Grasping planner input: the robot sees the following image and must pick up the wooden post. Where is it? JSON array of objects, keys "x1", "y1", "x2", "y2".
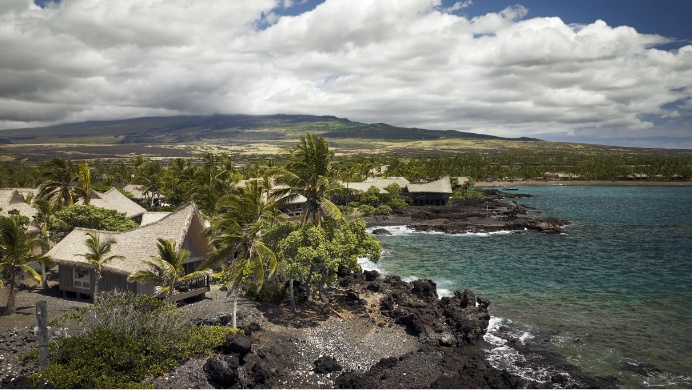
[{"x1": 35, "y1": 301, "x2": 49, "y2": 371}]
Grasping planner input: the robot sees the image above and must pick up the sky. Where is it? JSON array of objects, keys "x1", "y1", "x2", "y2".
[{"x1": 2, "y1": 0, "x2": 691, "y2": 149}]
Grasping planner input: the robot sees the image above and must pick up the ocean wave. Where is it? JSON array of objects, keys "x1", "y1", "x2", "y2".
[
  {"x1": 484, "y1": 317, "x2": 556, "y2": 384},
  {"x1": 369, "y1": 225, "x2": 518, "y2": 237},
  {"x1": 357, "y1": 256, "x2": 386, "y2": 274},
  {"x1": 367, "y1": 225, "x2": 416, "y2": 235},
  {"x1": 451, "y1": 230, "x2": 514, "y2": 237}
]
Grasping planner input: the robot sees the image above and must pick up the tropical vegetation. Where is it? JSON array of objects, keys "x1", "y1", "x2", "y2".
[
  {"x1": 75, "y1": 232, "x2": 124, "y2": 297},
  {"x1": 2, "y1": 130, "x2": 691, "y2": 388},
  {"x1": 0, "y1": 215, "x2": 53, "y2": 315},
  {"x1": 27, "y1": 292, "x2": 238, "y2": 388},
  {"x1": 128, "y1": 238, "x2": 208, "y2": 298}
]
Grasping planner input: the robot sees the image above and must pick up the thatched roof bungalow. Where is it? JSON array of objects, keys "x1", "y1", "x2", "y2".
[
  {"x1": 334, "y1": 177, "x2": 410, "y2": 205},
  {"x1": 0, "y1": 188, "x2": 36, "y2": 218},
  {"x1": 47, "y1": 202, "x2": 211, "y2": 301},
  {"x1": 82, "y1": 188, "x2": 147, "y2": 219},
  {"x1": 405, "y1": 177, "x2": 453, "y2": 206},
  {"x1": 237, "y1": 178, "x2": 308, "y2": 216}
]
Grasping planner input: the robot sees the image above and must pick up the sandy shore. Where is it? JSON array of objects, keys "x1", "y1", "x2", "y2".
[{"x1": 476, "y1": 180, "x2": 692, "y2": 186}]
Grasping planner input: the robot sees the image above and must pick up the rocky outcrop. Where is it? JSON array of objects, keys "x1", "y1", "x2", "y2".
[
  {"x1": 370, "y1": 228, "x2": 393, "y2": 235},
  {"x1": 374, "y1": 194, "x2": 570, "y2": 235},
  {"x1": 343, "y1": 272, "x2": 491, "y2": 347}
]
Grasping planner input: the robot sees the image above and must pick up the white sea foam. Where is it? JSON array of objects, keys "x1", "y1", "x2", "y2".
[
  {"x1": 369, "y1": 225, "x2": 520, "y2": 237},
  {"x1": 642, "y1": 373, "x2": 692, "y2": 388},
  {"x1": 452, "y1": 230, "x2": 514, "y2": 237},
  {"x1": 357, "y1": 257, "x2": 386, "y2": 274},
  {"x1": 436, "y1": 288, "x2": 454, "y2": 298},
  {"x1": 484, "y1": 317, "x2": 553, "y2": 383},
  {"x1": 519, "y1": 331, "x2": 534, "y2": 343},
  {"x1": 367, "y1": 225, "x2": 416, "y2": 236}
]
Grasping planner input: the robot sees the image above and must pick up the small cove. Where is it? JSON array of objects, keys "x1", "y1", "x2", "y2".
[{"x1": 365, "y1": 185, "x2": 692, "y2": 388}]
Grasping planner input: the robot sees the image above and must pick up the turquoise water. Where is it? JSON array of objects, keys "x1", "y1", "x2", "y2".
[{"x1": 364, "y1": 186, "x2": 692, "y2": 388}]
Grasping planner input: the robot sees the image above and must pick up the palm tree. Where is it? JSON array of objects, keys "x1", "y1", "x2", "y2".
[
  {"x1": 271, "y1": 133, "x2": 342, "y2": 227},
  {"x1": 32, "y1": 198, "x2": 64, "y2": 290},
  {"x1": 38, "y1": 158, "x2": 78, "y2": 207},
  {"x1": 191, "y1": 153, "x2": 237, "y2": 218},
  {"x1": 75, "y1": 233, "x2": 124, "y2": 298},
  {"x1": 128, "y1": 238, "x2": 208, "y2": 298},
  {"x1": 201, "y1": 180, "x2": 278, "y2": 328},
  {"x1": 74, "y1": 163, "x2": 94, "y2": 205},
  {"x1": 135, "y1": 160, "x2": 164, "y2": 210},
  {"x1": 0, "y1": 216, "x2": 52, "y2": 316}
]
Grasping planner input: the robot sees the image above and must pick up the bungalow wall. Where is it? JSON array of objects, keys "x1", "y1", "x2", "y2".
[
  {"x1": 282, "y1": 202, "x2": 304, "y2": 216},
  {"x1": 409, "y1": 192, "x2": 450, "y2": 206},
  {"x1": 58, "y1": 265, "x2": 153, "y2": 298}
]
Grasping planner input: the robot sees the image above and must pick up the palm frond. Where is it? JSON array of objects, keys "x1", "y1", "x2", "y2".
[{"x1": 20, "y1": 264, "x2": 42, "y2": 284}]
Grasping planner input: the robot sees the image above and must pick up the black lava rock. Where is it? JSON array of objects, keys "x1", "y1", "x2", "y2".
[
  {"x1": 203, "y1": 355, "x2": 239, "y2": 388},
  {"x1": 314, "y1": 356, "x2": 343, "y2": 374}
]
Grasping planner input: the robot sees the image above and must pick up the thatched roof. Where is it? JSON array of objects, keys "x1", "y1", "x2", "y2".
[
  {"x1": 365, "y1": 177, "x2": 410, "y2": 189},
  {"x1": 122, "y1": 184, "x2": 166, "y2": 201},
  {"x1": 122, "y1": 184, "x2": 146, "y2": 199},
  {"x1": 237, "y1": 178, "x2": 308, "y2": 205},
  {"x1": 81, "y1": 188, "x2": 147, "y2": 218},
  {"x1": 48, "y1": 202, "x2": 211, "y2": 276},
  {"x1": 456, "y1": 177, "x2": 469, "y2": 185},
  {"x1": 339, "y1": 177, "x2": 410, "y2": 194},
  {"x1": 0, "y1": 188, "x2": 37, "y2": 218},
  {"x1": 339, "y1": 182, "x2": 388, "y2": 194},
  {"x1": 406, "y1": 177, "x2": 453, "y2": 194},
  {"x1": 140, "y1": 212, "x2": 171, "y2": 226}
]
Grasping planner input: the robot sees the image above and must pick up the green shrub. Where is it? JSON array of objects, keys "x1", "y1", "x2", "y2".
[
  {"x1": 53, "y1": 205, "x2": 138, "y2": 233},
  {"x1": 211, "y1": 268, "x2": 230, "y2": 289},
  {"x1": 387, "y1": 199, "x2": 410, "y2": 210},
  {"x1": 348, "y1": 201, "x2": 360, "y2": 208},
  {"x1": 374, "y1": 205, "x2": 392, "y2": 215},
  {"x1": 30, "y1": 292, "x2": 238, "y2": 388},
  {"x1": 247, "y1": 280, "x2": 288, "y2": 304},
  {"x1": 358, "y1": 204, "x2": 376, "y2": 216}
]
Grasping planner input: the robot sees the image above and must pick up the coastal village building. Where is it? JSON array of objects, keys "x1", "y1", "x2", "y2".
[
  {"x1": 237, "y1": 178, "x2": 308, "y2": 216},
  {"x1": 339, "y1": 177, "x2": 410, "y2": 194},
  {"x1": 336, "y1": 177, "x2": 410, "y2": 205},
  {"x1": 46, "y1": 202, "x2": 211, "y2": 301},
  {"x1": 0, "y1": 188, "x2": 36, "y2": 218},
  {"x1": 80, "y1": 188, "x2": 147, "y2": 220},
  {"x1": 405, "y1": 176, "x2": 453, "y2": 206},
  {"x1": 122, "y1": 184, "x2": 165, "y2": 208},
  {"x1": 453, "y1": 177, "x2": 470, "y2": 189}
]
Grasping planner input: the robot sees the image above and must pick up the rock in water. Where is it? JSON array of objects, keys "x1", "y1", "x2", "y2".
[{"x1": 371, "y1": 228, "x2": 393, "y2": 235}]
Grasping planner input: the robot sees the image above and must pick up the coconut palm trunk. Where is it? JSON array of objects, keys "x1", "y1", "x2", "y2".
[
  {"x1": 4, "y1": 280, "x2": 16, "y2": 316},
  {"x1": 93, "y1": 270, "x2": 101, "y2": 297},
  {"x1": 231, "y1": 286, "x2": 240, "y2": 328},
  {"x1": 41, "y1": 263, "x2": 48, "y2": 290}
]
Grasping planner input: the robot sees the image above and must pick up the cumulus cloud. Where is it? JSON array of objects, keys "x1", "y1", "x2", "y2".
[{"x1": 1, "y1": 0, "x2": 691, "y2": 146}]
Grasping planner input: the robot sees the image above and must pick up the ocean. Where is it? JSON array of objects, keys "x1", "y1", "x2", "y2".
[{"x1": 362, "y1": 185, "x2": 692, "y2": 388}]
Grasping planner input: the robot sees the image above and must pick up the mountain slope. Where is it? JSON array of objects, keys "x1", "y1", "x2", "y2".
[{"x1": 0, "y1": 114, "x2": 538, "y2": 145}]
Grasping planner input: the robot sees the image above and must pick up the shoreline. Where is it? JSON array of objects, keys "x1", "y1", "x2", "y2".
[
  {"x1": 476, "y1": 180, "x2": 692, "y2": 186},
  {"x1": 0, "y1": 272, "x2": 615, "y2": 389}
]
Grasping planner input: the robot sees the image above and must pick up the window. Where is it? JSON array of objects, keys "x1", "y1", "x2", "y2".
[{"x1": 74, "y1": 267, "x2": 90, "y2": 289}]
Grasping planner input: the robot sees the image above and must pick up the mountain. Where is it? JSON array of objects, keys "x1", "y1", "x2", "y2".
[{"x1": 0, "y1": 114, "x2": 538, "y2": 145}]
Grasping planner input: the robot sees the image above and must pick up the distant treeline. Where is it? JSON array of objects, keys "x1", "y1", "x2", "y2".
[{"x1": 1, "y1": 149, "x2": 690, "y2": 191}]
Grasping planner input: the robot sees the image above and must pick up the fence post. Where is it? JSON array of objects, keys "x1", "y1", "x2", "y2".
[{"x1": 35, "y1": 301, "x2": 49, "y2": 371}]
